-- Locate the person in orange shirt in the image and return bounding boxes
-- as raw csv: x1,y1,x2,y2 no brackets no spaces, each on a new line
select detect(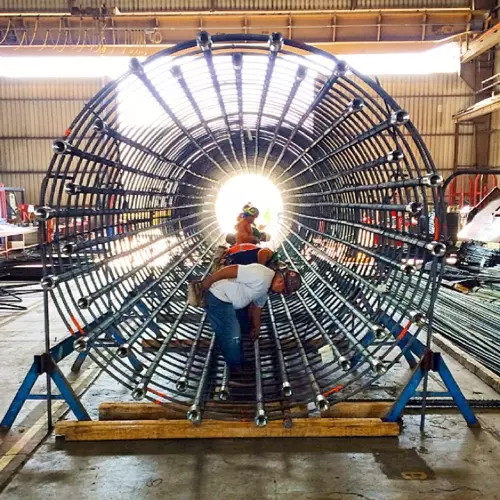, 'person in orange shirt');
211,204,274,272
227,204,269,245
234,205,260,244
